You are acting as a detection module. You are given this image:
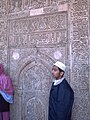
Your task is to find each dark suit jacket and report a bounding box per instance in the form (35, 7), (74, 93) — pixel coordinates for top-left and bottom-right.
(48, 79), (74, 120)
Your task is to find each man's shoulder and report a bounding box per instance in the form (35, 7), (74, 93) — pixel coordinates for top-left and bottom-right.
(61, 79), (74, 94)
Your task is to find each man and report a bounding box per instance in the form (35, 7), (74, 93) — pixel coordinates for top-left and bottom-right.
(48, 61), (74, 120)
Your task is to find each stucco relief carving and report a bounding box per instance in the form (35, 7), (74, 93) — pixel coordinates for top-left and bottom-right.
(0, 0), (89, 120)
(9, 13), (67, 33)
(8, 0), (22, 13)
(7, 0), (68, 13)
(8, 13), (67, 48)
(0, 0), (7, 17)
(70, 0), (89, 120)
(10, 91), (22, 120)
(10, 48), (64, 86)
(9, 45), (66, 120)
(11, 57), (53, 120)
(25, 97), (46, 120)
(0, 20), (7, 49)
(0, 50), (7, 68)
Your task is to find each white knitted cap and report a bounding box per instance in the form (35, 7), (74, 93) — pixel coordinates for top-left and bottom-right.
(54, 61), (66, 72)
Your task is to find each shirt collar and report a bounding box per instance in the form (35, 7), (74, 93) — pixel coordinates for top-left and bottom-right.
(53, 77), (64, 86)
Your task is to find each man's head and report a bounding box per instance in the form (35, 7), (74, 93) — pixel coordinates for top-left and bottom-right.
(52, 61), (66, 80)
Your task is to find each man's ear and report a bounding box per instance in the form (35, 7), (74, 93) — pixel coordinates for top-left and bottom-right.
(60, 71), (64, 77)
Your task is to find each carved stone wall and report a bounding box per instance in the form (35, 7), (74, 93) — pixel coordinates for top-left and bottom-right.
(0, 0), (90, 120)
(9, 12), (68, 120)
(69, 0), (90, 120)
(0, 0), (8, 70)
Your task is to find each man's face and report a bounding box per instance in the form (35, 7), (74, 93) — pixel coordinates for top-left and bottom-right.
(52, 66), (60, 79)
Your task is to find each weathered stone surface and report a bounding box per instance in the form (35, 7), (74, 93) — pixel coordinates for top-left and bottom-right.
(0, 20), (7, 49)
(0, 19), (8, 69)
(0, 0), (7, 18)
(0, 0), (90, 120)
(9, 43), (67, 120)
(8, 12), (67, 49)
(69, 0), (90, 120)
(0, 50), (8, 68)
(7, 0), (68, 13)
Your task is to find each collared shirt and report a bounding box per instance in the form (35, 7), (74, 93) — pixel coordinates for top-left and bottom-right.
(53, 77), (64, 86)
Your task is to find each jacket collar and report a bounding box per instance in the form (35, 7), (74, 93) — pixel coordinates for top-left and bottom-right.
(53, 77), (64, 86)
